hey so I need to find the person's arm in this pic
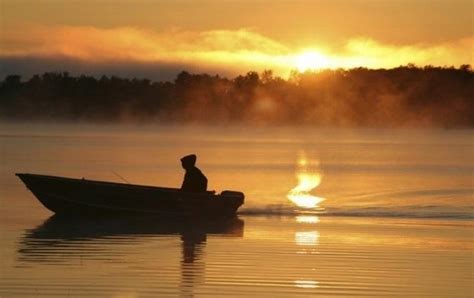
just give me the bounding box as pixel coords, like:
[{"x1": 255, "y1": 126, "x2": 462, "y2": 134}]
[{"x1": 181, "y1": 171, "x2": 189, "y2": 190}]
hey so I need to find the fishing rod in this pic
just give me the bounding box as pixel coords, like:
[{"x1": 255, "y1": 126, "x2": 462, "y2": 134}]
[{"x1": 111, "y1": 171, "x2": 131, "y2": 184}]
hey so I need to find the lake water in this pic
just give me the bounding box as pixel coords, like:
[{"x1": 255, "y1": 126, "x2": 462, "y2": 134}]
[{"x1": 0, "y1": 123, "x2": 473, "y2": 297}]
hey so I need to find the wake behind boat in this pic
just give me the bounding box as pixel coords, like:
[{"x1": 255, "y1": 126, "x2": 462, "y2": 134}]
[{"x1": 16, "y1": 173, "x2": 244, "y2": 218}]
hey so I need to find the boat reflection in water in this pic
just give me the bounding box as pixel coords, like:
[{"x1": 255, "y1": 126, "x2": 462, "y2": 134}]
[{"x1": 18, "y1": 215, "x2": 244, "y2": 296}]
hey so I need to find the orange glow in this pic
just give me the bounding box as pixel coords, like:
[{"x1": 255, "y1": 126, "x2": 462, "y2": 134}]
[{"x1": 0, "y1": 25, "x2": 472, "y2": 77}]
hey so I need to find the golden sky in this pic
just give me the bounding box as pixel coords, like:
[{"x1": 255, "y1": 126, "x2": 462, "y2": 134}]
[{"x1": 1, "y1": 0, "x2": 473, "y2": 79}]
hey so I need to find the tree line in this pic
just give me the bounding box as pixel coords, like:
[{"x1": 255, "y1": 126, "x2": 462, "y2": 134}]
[{"x1": 0, "y1": 65, "x2": 472, "y2": 127}]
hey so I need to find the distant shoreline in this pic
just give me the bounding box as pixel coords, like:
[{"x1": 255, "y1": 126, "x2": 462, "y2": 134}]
[
  {"x1": 1, "y1": 118, "x2": 473, "y2": 129},
  {"x1": 1, "y1": 65, "x2": 473, "y2": 127}
]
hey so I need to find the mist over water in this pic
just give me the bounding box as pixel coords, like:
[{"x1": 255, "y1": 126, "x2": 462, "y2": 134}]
[{"x1": 1, "y1": 122, "x2": 472, "y2": 219}]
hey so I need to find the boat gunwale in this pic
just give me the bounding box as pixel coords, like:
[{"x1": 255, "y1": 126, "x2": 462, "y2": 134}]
[{"x1": 16, "y1": 173, "x2": 218, "y2": 196}]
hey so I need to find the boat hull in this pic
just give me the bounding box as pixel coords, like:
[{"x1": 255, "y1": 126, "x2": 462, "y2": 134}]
[{"x1": 16, "y1": 173, "x2": 244, "y2": 218}]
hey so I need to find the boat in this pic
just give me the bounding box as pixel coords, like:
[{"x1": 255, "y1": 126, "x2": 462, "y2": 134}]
[{"x1": 16, "y1": 173, "x2": 244, "y2": 218}]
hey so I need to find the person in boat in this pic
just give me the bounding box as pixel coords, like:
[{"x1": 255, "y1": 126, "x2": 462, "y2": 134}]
[{"x1": 180, "y1": 154, "x2": 208, "y2": 192}]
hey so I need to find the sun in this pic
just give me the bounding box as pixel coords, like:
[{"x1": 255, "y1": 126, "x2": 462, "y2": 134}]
[{"x1": 293, "y1": 51, "x2": 330, "y2": 72}]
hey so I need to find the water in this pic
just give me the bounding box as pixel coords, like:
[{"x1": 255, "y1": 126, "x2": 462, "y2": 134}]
[{"x1": 1, "y1": 123, "x2": 473, "y2": 296}]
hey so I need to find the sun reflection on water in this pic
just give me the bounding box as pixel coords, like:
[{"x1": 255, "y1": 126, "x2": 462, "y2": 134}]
[
  {"x1": 294, "y1": 280, "x2": 320, "y2": 289},
  {"x1": 296, "y1": 215, "x2": 320, "y2": 224},
  {"x1": 295, "y1": 231, "x2": 320, "y2": 246},
  {"x1": 294, "y1": 214, "x2": 321, "y2": 289},
  {"x1": 287, "y1": 153, "x2": 326, "y2": 209}
]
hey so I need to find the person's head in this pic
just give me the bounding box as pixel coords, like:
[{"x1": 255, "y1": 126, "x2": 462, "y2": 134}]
[{"x1": 180, "y1": 154, "x2": 197, "y2": 170}]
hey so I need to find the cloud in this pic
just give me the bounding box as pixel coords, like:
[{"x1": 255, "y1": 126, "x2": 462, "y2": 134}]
[
  {"x1": 337, "y1": 37, "x2": 474, "y2": 68},
  {"x1": 1, "y1": 25, "x2": 288, "y2": 61},
  {"x1": 0, "y1": 24, "x2": 472, "y2": 80}
]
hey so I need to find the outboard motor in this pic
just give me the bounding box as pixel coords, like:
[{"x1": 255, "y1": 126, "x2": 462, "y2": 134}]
[
  {"x1": 220, "y1": 191, "x2": 245, "y2": 205},
  {"x1": 221, "y1": 191, "x2": 244, "y2": 198}
]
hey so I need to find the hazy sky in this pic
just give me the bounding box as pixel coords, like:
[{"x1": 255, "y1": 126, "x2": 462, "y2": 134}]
[{"x1": 1, "y1": 0, "x2": 473, "y2": 80}]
